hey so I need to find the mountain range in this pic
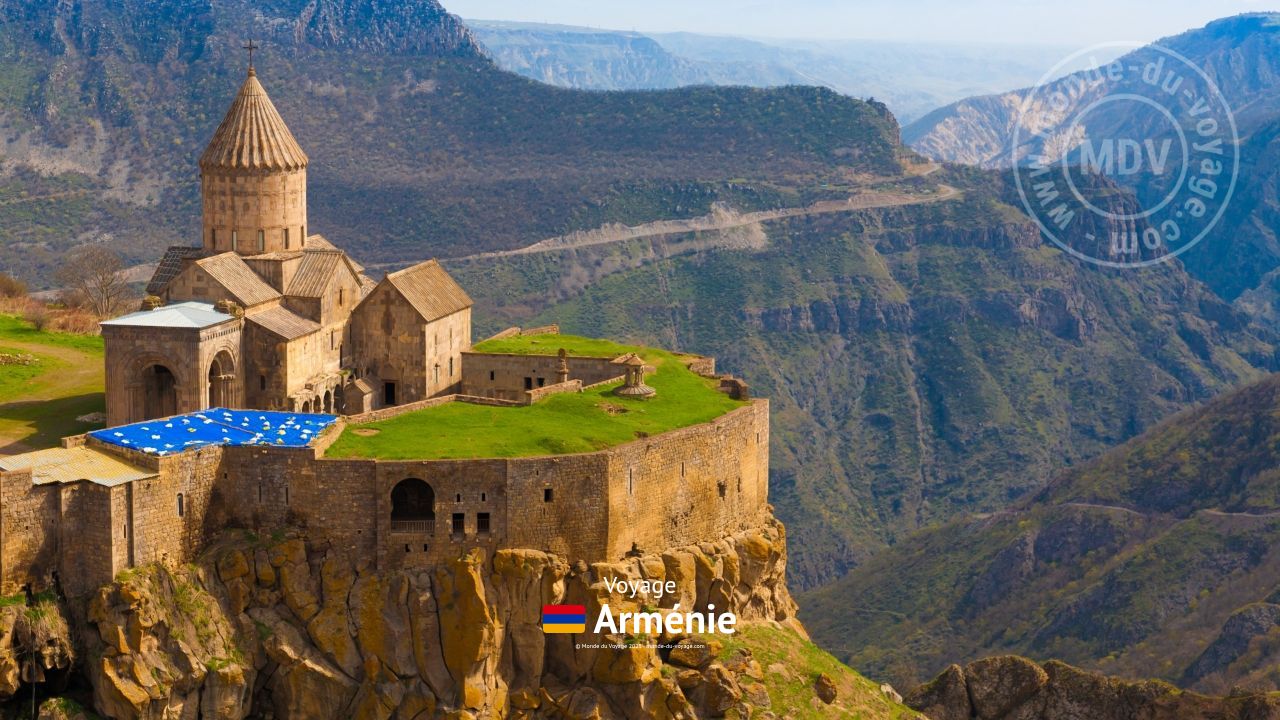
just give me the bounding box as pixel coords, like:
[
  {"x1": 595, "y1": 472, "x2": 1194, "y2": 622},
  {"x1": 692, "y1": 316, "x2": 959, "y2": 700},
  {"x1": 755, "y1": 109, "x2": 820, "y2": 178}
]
[
  {"x1": 468, "y1": 20, "x2": 1101, "y2": 125},
  {"x1": 904, "y1": 14, "x2": 1280, "y2": 316},
  {"x1": 11, "y1": 0, "x2": 1280, "y2": 704},
  {"x1": 448, "y1": 169, "x2": 1278, "y2": 590},
  {"x1": 0, "y1": 0, "x2": 899, "y2": 289},
  {"x1": 804, "y1": 368, "x2": 1280, "y2": 694}
]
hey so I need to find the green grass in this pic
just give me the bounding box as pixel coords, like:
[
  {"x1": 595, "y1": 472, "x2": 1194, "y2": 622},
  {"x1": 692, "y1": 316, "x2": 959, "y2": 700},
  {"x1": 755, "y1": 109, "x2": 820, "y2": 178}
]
[
  {"x1": 0, "y1": 314, "x2": 104, "y2": 451},
  {"x1": 0, "y1": 344, "x2": 46, "y2": 402},
  {"x1": 0, "y1": 314, "x2": 104, "y2": 353},
  {"x1": 711, "y1": 623, "x2": 918, "y2": 718},
  {"x1": 326, "y1": 335, "x2": 743, "y2": 460},
  {"x1": 474, "y1": 334, "x2": 642, "y2": 358}
]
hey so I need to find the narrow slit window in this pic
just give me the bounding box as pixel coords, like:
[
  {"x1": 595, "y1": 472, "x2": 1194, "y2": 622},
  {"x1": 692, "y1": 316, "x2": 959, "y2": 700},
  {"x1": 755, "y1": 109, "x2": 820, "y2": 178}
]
[
  {"x1": 177, "y1": 493, "x2": 185, "y2": 517},
  {"x1": 257, "y1": 229, "x2": 265, "y2": 252}
]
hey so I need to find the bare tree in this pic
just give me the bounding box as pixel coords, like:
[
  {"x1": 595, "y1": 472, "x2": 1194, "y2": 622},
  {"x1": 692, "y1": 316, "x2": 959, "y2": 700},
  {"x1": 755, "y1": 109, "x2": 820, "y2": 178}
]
[{"x1": 55, "y1": 245, "x2": 130, "y2": 318}]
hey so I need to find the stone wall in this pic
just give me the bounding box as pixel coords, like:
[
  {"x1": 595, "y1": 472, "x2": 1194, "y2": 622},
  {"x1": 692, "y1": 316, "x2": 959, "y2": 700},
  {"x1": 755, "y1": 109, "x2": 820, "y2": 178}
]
[
  {"x1": 459, "y1": 352, "x2": 624, "y2": 401},
  {"x1": 201, "y1": 167, "x2": 307, "y2": 255},
  {"x1": 57, "y1": 482, "x2": 116, "y2": 596},
  {"x1": 123, "y1": 445, "x2": 224, "y2": 573},
  {"x1": 1, "y1": 395, "x2": 769, "y2": 600},
  {"x1": 0, "y1": 471, "x2": 57, "y2": 595},
  {"x1": 603, "y1": 402, "x2": 769, "y2": 558}
]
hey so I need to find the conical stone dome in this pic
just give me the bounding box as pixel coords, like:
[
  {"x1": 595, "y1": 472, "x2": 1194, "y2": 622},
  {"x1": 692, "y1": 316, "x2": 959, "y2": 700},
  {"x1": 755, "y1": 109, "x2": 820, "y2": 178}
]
[{"x1": 199, "y1": 69, "x2": 308, "y2": 172}]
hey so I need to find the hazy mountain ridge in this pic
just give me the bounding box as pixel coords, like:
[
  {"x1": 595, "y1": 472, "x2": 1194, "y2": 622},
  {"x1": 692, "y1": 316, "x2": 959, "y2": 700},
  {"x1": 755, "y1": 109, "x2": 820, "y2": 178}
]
[
  {"x1": 468, "y1": 20, "x2": 1091, "y2": 125},
  {"x1": 904, "y1": 13, "x2": 1280, "y2": 166}
]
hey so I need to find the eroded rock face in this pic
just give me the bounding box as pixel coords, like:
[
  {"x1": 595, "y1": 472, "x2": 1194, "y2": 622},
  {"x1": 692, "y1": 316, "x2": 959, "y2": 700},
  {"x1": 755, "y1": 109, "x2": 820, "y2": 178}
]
[
  {"x1": 0, "y1": 599, "x2": 76, "y2": 705},
  {"x1": 906, "y1": 656, "x2": 1280, "y2": 720},
  {"x1": 78, "y1": 519, "x2": 798, "y2": 719}
]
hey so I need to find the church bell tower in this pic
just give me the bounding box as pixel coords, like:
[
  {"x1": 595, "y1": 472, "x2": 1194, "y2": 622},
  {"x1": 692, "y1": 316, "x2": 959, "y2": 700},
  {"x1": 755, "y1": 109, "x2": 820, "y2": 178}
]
[{"x1": 199, "y1": 54, "x2": 309, "y2": 257}]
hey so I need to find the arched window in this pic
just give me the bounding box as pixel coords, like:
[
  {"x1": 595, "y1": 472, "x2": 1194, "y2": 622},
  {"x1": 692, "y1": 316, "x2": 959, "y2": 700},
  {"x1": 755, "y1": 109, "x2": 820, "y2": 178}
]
[
  {"x1": 256, "y1": 229, "x2": 265, "y2": 253},
  {"x1": 390, "y1": 479, "x2": 435, "y2": 534},
  {"x1": 177, "y1": 493, "x2": 185, "y2": 517}
]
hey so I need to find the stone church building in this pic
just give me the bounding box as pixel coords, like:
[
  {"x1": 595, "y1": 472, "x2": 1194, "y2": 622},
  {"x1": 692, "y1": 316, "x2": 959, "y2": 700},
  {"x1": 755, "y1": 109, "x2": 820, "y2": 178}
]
[{"x1": 102, "y1": 66, "x2": 472, "y2": 426}]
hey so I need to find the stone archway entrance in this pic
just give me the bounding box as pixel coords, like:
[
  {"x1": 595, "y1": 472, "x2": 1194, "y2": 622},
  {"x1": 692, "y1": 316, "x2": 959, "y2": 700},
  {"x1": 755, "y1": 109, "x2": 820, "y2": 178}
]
[
  {"x1": 390, "y1": 478, "x2": 435, "y2": 534},
  {"x1": 208, "y1": 351, "x2": 236, "y2": 408},
  {"x1": 141, "y1": 364, "x2": 178, "y2": 420}
]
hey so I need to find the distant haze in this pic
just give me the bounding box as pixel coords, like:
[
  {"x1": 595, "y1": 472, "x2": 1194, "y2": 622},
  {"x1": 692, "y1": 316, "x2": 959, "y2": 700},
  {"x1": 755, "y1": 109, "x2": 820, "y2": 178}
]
[{"x1": 442, "y1": 0, "x2": 1276, "y2": 47}]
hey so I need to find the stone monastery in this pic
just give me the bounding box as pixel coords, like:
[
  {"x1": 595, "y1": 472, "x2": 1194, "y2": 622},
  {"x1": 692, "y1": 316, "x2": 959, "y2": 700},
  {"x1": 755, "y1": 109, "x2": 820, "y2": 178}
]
[
  {"x1": 0, "y1": 67, "x2": 769, "y2": 601},
  {"x1": 103, "y1": 65, "x2": 471, "y2": 426}
]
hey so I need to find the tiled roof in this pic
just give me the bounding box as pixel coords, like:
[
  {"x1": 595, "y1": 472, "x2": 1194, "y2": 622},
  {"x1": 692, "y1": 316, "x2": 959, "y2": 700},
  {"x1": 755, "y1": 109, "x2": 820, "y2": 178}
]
[
  {"x1": 383, "y1": 260, "x2": 473, "y2": 322},
  {"x1": 199, "y1": 69, "x2": 308, "y2": 172},
  {"x1": 0, "y1": 447, "x2": 156, "y2": 487},
  {"x1": 304, "y1": 234, "x2": 337, "y2": 251},
  {"x1": 101, "y1": 301, "x2": 234, "y2": 329},
  {"x1": 146, "y1": 246, "x2": 207, "y2": 296},
  {"x1": 247, "y1": 305, "x2": 320, "y2": 340},
  {"x1": 286, "y1": 250, "x2": 343, "y2": 298},
  {"x1": 195, "y1": 253, "x2": 281, "y2": 307}
]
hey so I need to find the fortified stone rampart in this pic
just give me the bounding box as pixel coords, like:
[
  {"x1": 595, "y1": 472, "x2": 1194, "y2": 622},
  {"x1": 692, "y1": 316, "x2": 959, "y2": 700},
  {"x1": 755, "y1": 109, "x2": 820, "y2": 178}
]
[{"x1": 0, "y1": 399, "x2": 769, "y2": 599}]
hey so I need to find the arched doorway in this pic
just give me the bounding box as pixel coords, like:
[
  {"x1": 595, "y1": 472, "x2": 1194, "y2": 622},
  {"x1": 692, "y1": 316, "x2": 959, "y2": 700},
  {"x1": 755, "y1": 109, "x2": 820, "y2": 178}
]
[
  {"x1": 301, "y1": 399, "x2": 312, "y2": 413},
  {"x1": 390, "y1": 478, "x2": 435, "y2": 534},
  {"x1": 322, "y1": 389, "x2": 333, "y2": 414},
  {"x1": 208, "y1": 351, "x2": 235, "y2": 408},
  {"x1": 141, "y1": 364, "x2": 178, "y2": 420},
  {"x1": 333, "y1": 384, "x2": 346, "y2": 415}
]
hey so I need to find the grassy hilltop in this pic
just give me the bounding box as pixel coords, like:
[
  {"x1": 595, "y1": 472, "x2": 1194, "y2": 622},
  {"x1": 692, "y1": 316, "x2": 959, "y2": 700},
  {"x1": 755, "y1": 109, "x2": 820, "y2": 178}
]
[
  {"x1": 327, "y1": 335, "x2": 744, "y2": 459},
  {"x1": 0, "y1": 314, "x2": 104, "y2": 454}
]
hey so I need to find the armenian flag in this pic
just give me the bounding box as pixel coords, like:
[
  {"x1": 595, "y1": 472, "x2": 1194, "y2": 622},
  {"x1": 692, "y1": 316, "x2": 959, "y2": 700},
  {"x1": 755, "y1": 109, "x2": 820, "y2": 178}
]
[{"x1": 542, "y1": 604, "x2": 587, "y2": 633}]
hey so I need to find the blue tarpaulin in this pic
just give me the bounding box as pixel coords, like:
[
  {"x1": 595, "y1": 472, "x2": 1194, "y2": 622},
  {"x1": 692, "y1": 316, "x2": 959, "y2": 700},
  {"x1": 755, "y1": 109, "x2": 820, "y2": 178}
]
[{"x1": 89, "y1": 408, "x2": 338, "y2": 456}]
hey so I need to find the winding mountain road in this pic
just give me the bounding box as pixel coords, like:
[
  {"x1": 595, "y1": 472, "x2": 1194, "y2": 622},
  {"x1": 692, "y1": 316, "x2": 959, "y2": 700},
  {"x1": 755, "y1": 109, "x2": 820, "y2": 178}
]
[{"x1": 453, "y1": 183, "x2": 961, "y2": 262}]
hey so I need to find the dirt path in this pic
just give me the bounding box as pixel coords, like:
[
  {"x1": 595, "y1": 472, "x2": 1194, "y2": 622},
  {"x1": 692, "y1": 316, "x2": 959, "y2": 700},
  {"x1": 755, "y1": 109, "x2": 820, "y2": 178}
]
[
  {"x1": 1200, "y1": 509, "x2": 1280, "y2": 519},
  {"x1": 451, "y1": 184, "x2": 961, "y2": 262},
  {"x1": 0, "y1": 189, "x2": 90, "y2": 207},
  {"x1": 0, "y1": 339, "x2": 101, "y2": 400},
  {"x1": 1063, "y1": 501, "x2": 1148, "y2": 517}
]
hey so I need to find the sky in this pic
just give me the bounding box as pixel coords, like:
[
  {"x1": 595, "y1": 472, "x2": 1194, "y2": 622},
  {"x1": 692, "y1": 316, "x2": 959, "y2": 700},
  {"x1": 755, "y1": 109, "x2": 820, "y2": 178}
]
[{"x1": 441, "y1": 0, "x2": 1276, "y2": 46}]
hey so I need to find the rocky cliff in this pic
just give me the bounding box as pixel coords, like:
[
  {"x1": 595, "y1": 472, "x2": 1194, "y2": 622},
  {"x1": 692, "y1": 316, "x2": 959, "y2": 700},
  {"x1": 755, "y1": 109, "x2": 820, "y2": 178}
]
[
  {"x1": 905, "y1": 656, "x2": 1280, "y2": 720},
  {"x1": 0, "y1": 518, "x2": 913, "y2": 719}
]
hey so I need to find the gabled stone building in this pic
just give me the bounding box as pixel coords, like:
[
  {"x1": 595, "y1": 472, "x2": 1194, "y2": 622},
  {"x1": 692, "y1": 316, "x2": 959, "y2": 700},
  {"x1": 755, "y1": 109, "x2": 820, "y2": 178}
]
[{"x1": 102, "y1": 66, "x2": 472, "y2": 426}]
